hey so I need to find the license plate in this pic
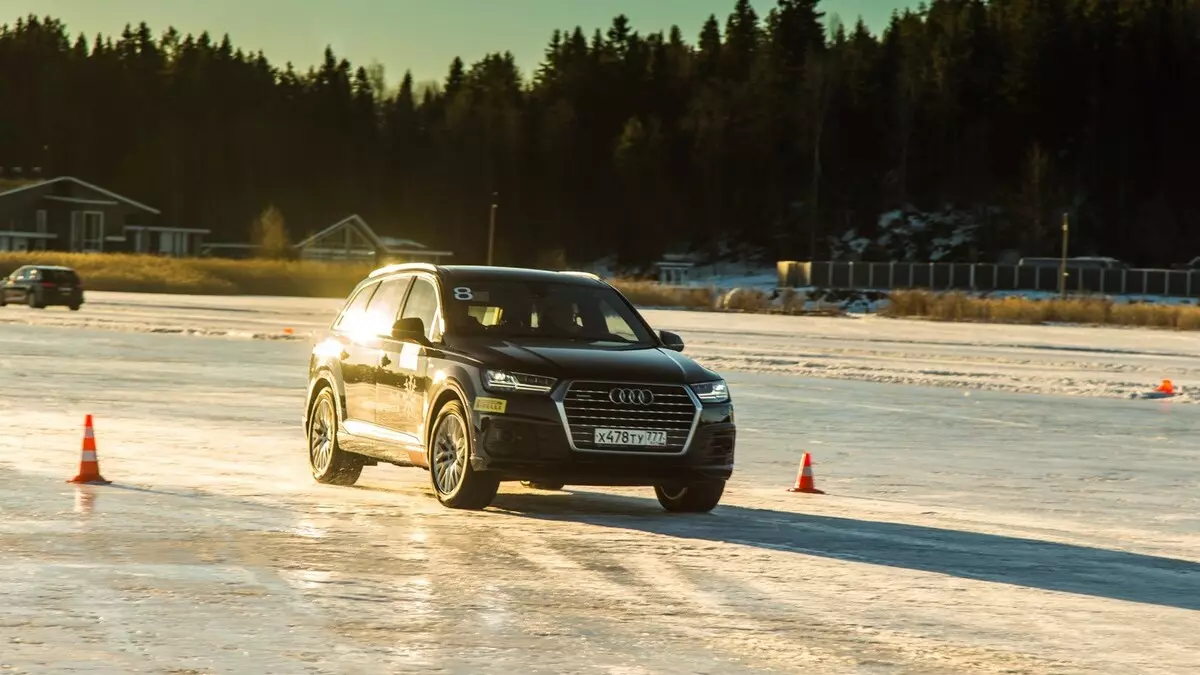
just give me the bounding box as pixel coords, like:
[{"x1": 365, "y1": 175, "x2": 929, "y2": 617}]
[
  {"x1": 60, "y1": 287, "x2": 72, "y2": 294},
  {"x1": 593, "y1": 428, "x2": 667, "y2": 446}
]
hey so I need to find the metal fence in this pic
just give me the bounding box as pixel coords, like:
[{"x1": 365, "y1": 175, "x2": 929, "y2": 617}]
[{"x1": 776, "y1": 261, "x2": 1200, "y2": 298}]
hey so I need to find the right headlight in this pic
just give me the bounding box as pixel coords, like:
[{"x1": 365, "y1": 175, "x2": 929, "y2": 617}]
[
  {"x1": 689, "y1": 379, "x2": 729, "y2": 403},
  {"x1": 483, "y1": 369, "x2": 556, "y2": 394}
]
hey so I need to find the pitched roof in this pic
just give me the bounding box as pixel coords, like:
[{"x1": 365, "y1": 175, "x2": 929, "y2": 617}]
[
  {"x1": 293, "y1": 214, "x2": 385, "y2": 250},
  {"x1": 293, "y1": 214, "x2": 445, "y2": 254},
  {"x1": 0, "y1": 176, "x2": 160, "y2": 214}
]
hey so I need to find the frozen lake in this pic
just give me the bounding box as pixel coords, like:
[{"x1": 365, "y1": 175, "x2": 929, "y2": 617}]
[
  {"x1": 1, "y1": 296, "x2": 1199, "y2": 674},
  {"x1": 3, "y1": 289, "x2": 1197, "y2": 401}
]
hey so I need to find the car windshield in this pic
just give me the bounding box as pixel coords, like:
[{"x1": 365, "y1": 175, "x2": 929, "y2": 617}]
[{"x1": 443, "y1": 279, "x2": 655, "y2": 345}]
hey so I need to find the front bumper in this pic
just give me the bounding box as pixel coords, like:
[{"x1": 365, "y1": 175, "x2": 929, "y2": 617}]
[{"x1": 469, "y1": 391, "x2": 736, "y2": 486}]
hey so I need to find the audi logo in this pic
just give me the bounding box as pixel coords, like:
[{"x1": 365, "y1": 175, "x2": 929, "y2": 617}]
[{"x1": 609, "y1": 388, "x2": 655, "y2": 405}]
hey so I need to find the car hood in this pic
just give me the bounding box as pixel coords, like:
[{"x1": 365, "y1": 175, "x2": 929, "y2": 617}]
[{"x1": 448, "y1": 337, "x2": 717, "y2": 384}]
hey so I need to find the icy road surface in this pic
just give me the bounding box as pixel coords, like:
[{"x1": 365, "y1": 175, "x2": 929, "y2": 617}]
[
  {"x1": 0, "y1": 298, "x2": 1198, "y2": 674},
  {"x1": 1, "y1": 290, "x2": 1196, "y2": 401}
]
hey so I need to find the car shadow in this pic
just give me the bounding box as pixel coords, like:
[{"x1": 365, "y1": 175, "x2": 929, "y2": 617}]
[{"x1": 490, "y1": 489, "x2": 1200, "y2": 612}]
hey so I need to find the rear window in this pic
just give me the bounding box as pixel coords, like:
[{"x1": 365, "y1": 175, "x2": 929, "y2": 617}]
[{"x1": 39, "y1": 269, "x2": 79, "y2": 284}]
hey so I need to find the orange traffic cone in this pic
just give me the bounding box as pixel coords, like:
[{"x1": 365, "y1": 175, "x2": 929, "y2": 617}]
[
  {"x1": 1155, "y1": 379, "x2": 1175, "y2": 395},
  {"x1": 787, "y1": 452, "x2": 824, "y2": 494},
  {"x1": 67, "y1": 415, "x2": 111, "y2": 485}
]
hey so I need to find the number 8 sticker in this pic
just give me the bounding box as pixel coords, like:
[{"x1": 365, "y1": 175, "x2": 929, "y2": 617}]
[{"x1": 453, "y1": 287, "x2": 473, "y2": 301}]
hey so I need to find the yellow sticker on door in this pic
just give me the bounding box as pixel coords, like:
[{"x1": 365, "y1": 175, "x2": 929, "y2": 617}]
[{"x1": 474, "y1": 397, "x2": 507, "y2": 414}]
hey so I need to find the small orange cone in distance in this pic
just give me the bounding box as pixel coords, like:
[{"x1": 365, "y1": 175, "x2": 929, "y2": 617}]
[
  {"x1": 1156, "y1": 379, "x2": 1174, "y2": 395},
  {"x1": 68, "y1": 415, "x2": 111, "y2": 485},
  {"x1": 787, "y1": 452, "x2": 824, "y2": 494}
]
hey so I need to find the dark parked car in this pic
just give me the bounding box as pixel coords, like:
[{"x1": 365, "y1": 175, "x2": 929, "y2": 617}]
[
  {"x1": 304, "y1": 263, "x2": 736, "y2": 511},
  {"x1": 0, "y1": 265, "x2": 84, "y2": 310}
]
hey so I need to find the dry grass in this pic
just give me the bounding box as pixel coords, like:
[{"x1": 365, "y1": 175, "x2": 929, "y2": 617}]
[
  {"x1": 884, "y1": 290, "x2": 1200, "y2": 330},
  {"x1": 717, "y1": 287, "x2": 771, "y2": 312},
  {"x1": 0, "y1": 254, "x2": 721, "y2": 306},
  {"x1": 608, "y1": 279, "x2": 715, "y2": 309},
  {"x1": 12, "y1": 254, "x2": 1191, "y2": 329},
  {"x1": 0, "y1": 252, "x2": 372, "y2": 298}
]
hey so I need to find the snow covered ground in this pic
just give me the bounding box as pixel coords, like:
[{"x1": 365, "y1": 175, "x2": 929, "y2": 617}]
[{"x1": 2, "y1": 293, "x2": 1199, "y2": 674}]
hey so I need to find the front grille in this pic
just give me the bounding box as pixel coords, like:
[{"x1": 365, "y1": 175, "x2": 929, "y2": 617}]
[{"x1": 561, "y1": 381, "x2": 698, "y2": 453}]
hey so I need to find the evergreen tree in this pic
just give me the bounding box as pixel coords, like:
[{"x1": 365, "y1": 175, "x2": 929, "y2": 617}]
[{"x1": 1, "y1": 1, "x2": 1198, "y2": 268}]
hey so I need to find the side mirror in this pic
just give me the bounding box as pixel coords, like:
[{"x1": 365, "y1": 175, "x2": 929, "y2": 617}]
[
  {"x1": 391, "y1": 317, "x2": 431, "y2": 346},
  {"x1": 659, "y1": 330, "x2": 684, "y2": 352}
]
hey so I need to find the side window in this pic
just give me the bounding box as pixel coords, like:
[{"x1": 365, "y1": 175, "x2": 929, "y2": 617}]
[
  {"x1": 400, "y1": 277, "x2": 440, "y2": 340},
  {"x1": 363, "y1": 276, "x2": 412, "y2": 336},
  {"x1": 334, "y1": 281, "x2": 379, "y2": 332}
]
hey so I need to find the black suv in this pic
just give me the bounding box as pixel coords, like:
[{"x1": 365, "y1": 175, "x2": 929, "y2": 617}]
[
  {"x1": 304, "y1": 264, "x2": 736, "y2": 512},
  {"x1": 0, "y1": 265, "x2": 84, "y2": 310}
]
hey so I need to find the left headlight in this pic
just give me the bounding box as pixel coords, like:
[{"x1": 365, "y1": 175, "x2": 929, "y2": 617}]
[
  {"x1": 483, "y1": 369, "x2": 556, "y2": 394},
  {"x1": 689, "y1": 379, "x2": 729, "y2": 403}
]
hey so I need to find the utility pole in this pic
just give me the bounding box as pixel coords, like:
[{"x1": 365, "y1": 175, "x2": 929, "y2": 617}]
[
  {"x1": 487, "y1": 192, "x2": 498, "y2": 266},
  {"x1": 1059, "y1": 212, "x2": 1069, "y2": 298}
]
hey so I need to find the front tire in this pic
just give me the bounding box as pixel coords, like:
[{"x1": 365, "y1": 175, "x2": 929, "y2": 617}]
[
  {"x1": 307, "y1": 387, "x2": 363, "y2": 486},
  {"x1": 654, "y1": 481, "x2": 726, "y2": 513},
  {"x1": 429, "y1": 400, "x2": 499, "y2": 510}
]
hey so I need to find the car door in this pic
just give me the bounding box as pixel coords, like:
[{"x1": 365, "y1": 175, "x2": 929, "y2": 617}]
[
  {"x1": 5, "y1": 267, "x2": 30, "y2": 303},
  {"x1": 331, "y1": 280, "x2": 383, "y2": 440},
  {"x1": 374, "y1": 273, "x2": 413, "y2": 444},
  {"x1": 377, "y1": 274, "x2": 440, "y2": 464},
  {"x1": 339, "y1": 274, "x2": 412, "y2": 461}
]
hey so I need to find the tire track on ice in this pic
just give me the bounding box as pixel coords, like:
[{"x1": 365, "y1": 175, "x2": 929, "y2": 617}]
[
  {"x1": 252, "y1": 498, "x2": 715, "y2": 673},
  {"x1": 504, "y1": 526, "x2": 853, "y2": 673},
  {"x1": 532, "y1": 527, "x2": 1053, "y2": 675}
]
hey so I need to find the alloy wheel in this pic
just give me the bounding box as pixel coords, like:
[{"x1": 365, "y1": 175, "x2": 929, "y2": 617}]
[
  {"x1": 310, "y1": 396, "x2": 335, "y2": 474},
  {"x1": 433, "y1": 411, "x2": 468, "y2": 494}
]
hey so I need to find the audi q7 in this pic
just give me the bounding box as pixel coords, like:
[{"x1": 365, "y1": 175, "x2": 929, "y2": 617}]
[{"x1": 304, "y1": 264, "x2": 736, "y2": 511}]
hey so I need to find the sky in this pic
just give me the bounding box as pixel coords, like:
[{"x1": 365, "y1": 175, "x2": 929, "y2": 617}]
[{"x1": 1, "y1": 0, "x2": 909, "y2": 86}]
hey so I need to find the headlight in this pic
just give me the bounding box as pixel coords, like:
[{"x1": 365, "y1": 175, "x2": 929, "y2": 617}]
[
  {"x1": 483, "y1": 370, "x2": 556, "y2": 393},
  {"x1": 690, "y1": 379, "x2": 729, "y2": 403}
]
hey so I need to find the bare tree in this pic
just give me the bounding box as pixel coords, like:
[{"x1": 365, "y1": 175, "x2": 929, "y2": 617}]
[{"x1": 252, "y1": 205, "x2": 291, "y2": 259}]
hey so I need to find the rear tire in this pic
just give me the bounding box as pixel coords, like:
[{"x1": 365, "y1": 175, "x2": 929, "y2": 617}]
[
  {"x1": 307, "y1": 387, "x2": 363, "y2": 486},
  {"x1": 68, "y1": 303, "x2": 81, "y2": 311},
  {"x1": 654, "y1": 481, "x2": 726, "y2": 513},
  {"x1": 429, "y1": 400, "x2": 499, "y2": 510},
  {"x1": 27, "y1": 292, "x2": 43, "y2": 309}
]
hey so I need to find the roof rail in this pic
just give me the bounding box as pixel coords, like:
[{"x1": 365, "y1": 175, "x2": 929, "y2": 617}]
[
  {"x1": 368, "y1": 262, "x2": 439, "y2": 278},
  {"x1": 558, "y1": 270, "x2": 602, "y2": 280}
]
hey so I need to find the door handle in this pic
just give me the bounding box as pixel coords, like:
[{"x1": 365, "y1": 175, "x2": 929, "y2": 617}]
[{"x1": 380, "y1": 354, "x2": 391, "y2": 367}]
